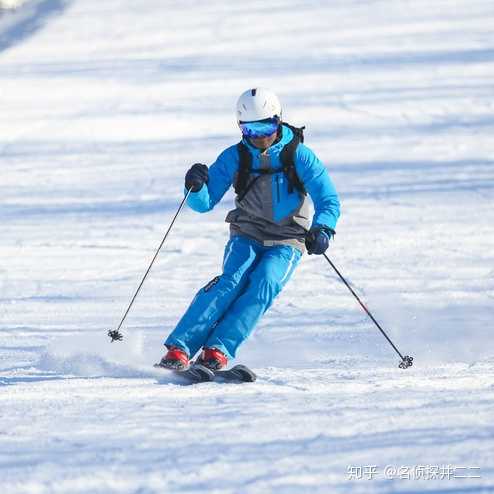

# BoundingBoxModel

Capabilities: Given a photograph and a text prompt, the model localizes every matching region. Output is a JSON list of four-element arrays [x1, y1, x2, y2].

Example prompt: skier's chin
[[250, 133, 277, 150]]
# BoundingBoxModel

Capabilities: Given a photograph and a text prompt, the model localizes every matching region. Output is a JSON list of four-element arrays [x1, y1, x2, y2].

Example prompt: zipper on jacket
[[276, 175, 281, 203]]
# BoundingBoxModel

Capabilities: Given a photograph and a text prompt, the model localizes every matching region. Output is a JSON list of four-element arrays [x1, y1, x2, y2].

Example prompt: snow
[[1, 0, 493, 492], [0, 1, 27, 9]]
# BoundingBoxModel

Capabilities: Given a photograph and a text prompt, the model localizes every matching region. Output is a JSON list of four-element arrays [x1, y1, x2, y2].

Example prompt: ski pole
[[321, 253, 413, 369], [108, 189, 192, 342]]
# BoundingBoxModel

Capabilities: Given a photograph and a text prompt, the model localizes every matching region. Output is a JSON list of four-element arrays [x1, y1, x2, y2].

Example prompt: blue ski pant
[[165, 234, 302, 359]]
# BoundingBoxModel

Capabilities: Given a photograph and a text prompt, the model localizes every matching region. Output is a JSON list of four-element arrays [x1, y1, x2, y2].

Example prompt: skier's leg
[[205, 244, 301, 359], [164, 235, 260, 358]]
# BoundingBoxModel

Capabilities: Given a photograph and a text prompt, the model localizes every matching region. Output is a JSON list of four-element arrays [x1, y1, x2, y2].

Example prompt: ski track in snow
[[1, 0, 494, 493]]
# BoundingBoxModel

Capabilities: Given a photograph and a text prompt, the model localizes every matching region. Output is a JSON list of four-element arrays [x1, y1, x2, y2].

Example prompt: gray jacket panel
[[225, 152, 309, 253]]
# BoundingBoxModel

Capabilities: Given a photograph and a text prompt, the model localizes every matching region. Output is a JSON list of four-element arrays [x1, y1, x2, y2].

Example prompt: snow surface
[[0, 1, 27, 10], [1, 0, 494, 492]]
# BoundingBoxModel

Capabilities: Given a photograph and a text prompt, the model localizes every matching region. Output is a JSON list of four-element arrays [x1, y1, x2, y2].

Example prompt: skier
[[160, 88, 340, 371]]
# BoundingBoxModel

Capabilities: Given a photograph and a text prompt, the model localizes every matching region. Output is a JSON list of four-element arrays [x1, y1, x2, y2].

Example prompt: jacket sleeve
[[186, 146, 237, 213], [294, 143, 340, 231]]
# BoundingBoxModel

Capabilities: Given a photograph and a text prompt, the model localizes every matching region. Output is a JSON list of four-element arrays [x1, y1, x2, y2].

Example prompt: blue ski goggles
[[239, 117, 280, 138]]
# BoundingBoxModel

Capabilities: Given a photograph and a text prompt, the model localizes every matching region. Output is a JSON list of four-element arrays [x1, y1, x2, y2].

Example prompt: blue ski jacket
[[186, 125, 340, 252]]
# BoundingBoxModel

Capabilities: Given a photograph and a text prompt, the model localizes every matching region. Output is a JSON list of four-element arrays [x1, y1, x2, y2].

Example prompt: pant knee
[[251, 277, 283, 303]]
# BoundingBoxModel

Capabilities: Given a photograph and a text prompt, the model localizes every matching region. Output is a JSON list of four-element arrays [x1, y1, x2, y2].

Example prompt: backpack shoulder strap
[[234, 142, 251, 196], [234, 141, 281, 202], [279, 123, 306, 195]]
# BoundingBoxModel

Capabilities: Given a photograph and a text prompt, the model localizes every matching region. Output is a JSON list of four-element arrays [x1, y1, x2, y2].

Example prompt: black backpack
[[234, 123, 307, 202]]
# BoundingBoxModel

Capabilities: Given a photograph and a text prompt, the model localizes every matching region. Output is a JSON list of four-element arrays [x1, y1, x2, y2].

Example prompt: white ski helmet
[[236, 88, 282, 122]]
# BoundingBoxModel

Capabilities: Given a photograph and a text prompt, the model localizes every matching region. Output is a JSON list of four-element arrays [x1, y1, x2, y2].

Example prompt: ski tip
[[216, 364, 257, 383], [233, 364, 257, 382]]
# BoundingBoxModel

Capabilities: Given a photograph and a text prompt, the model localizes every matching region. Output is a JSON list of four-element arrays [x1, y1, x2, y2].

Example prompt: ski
[[214, 364, 257, 383], [154, 362, 215, 383], [154, 361, 256, 384]]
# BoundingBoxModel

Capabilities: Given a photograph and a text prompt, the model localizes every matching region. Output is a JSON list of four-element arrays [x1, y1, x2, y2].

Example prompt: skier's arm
[[294, 144, 340, 231], [186, 147, 236, 213]]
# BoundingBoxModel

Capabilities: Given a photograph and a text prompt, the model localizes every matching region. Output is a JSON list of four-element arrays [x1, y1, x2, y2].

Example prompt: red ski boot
[[197, 347, 228, 370], [159, 347, 189, 371]]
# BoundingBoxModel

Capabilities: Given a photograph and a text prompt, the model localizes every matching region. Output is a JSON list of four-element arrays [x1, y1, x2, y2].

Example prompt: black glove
[[305, 227, 334, 255], [185, 163, 208, 192]]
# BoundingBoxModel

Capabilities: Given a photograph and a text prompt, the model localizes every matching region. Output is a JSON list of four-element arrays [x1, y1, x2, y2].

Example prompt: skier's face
[[250, 131, 278, 150]]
